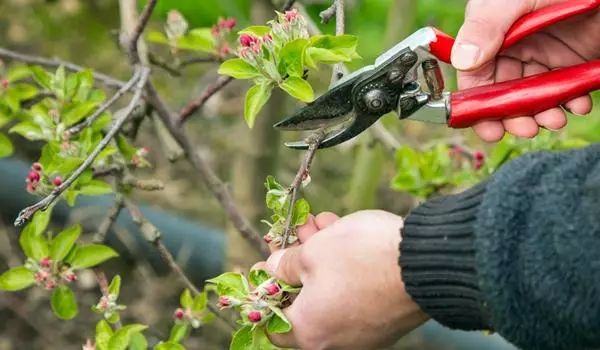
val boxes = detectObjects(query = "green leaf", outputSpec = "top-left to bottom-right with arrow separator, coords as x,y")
238,26 -> 270,36
30,66 -> 52,89
67,244 -> 119,270
218,58 -> 262,80
292,198 -> 310,226
50,224 -> 81,262
0,109 -> 12,129
192,290 -> 208,311
176,29 -> 216,53
6,65 -> 32,82
244,81 -> 273,128
267,306 -> 292,334
205,272 -> 249,299
129,332 -> 149,350
310,34 -> 360,58
53,65 -> 66,100
3,90 -> 20,112
65,72 -> 81,101
0,133 -> 14,158
147,31 -> 170,45
92,112 -> 112,132
278,279 -> 301,293
19,224 -> 49,260
180,288 -> 193,308
30,205 -> 53,235
154,342 -> 185,350
79,180 -> 113,196
96,320 -> 114,350
168,323 -> 190,343
279,77 -> 314,102
248,269 -> 270,287
51,286 -> 78,320
306,47 -> 351,65
264,175 -> 285,191
279,38 -> 309,78
9,121 -> 45,141
77,70 -> 95,101
11,83 -> 38,100
108,275 -> 121,296
63,101 -> 100,126
107,324 -> 148,350
0,266 -> 35,291
230,326 -> 253,350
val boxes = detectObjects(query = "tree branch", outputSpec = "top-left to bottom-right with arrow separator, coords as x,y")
127,0 -> 158,65
177,76 -> 233,123
0,47 -> 126,89
13,68 -> 150,226
66,69 -> 142,135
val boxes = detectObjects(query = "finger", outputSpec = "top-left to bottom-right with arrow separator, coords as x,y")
451,0 -> 539,71
314,211 -> 340,230
564,95 -> 593,116
266,246 -> 305,286
266,301 -> 302,348
297,214 -> 319,244
472,121 -> 507,142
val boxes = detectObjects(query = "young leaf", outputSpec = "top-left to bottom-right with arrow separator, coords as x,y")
0,133 -> 14,158
306,47 -> 350,64
50,224 -> 81,262
264,175 -> 285,191
79,180 -> 113,196
129,332 -> 149,350
65,72 -> 81,101
292,198 -> 310,226
107,324 -> 148,350
218,58 -> 262,80
205,272 -> 250,299
19,224 -> 49,260
278,279 -> 301,293
238,25 -> 271,36
279,38 -> 309,78
96,320 -> 114,350
192,290 -> 208,311
267,307 -> 292,334
51,286 -> 78,320
9,121 -> 46,141
279,77 -> 314,102
154,342 -> 185,350
0,266 -> 35,291
147,31 -> 170,45
168,323 -> 190,343
67,244 -> 119,270
29,66 -> 52,89
63,101 -> 100,126
176,29 -> 216,53
248,269 -> 270,287
12,83 -> 38,100
180,288 -> 193,308
244,81 -> 273,128
230,325 -> 253,350
6,65 -> 32,82
108,275 -> 121,296
53,65 -> 66,100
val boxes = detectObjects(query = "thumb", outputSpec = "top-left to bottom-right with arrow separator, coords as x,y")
266,246 -> 305,286
451,0 -> 537,70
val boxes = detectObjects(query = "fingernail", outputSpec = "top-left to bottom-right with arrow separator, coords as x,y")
266,250 -> 284,275
452,43 -> 481,70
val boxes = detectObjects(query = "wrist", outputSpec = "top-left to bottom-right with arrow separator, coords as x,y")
398,182 -> 493,331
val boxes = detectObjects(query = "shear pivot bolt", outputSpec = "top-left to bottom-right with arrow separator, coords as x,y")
364,89 -> 386,112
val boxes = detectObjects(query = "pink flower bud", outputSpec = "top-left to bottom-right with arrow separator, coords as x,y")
265,283 -> 281,296
28,170 -> 40,182
262,33 -> 272,43
247,310 -> 262,323
44,280 -> 56,289
285,9 -> 299,22
250,41 -> 261,54
82,339 -> 96,350
239,34 -> 257,47
65,272 -> 77,282
98,296 -> 109,310
263,234 -> 273,244
219,296 -> 231,307
174,308 -> 185,320
225,18 -> 237,29
220,45 -> 230,56
35,271 -> 49,282
474,150 -> 485,162
40,257 -> 51,268
0,79 -> 8,89
26,183 -> 37,193
53,177 -> 63,187
473,161 -> 483,170
32,162 -> 42,171
211,25 -> 219,37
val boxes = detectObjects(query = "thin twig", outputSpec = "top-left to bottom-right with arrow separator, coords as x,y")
178,56 -> 221,67
123,198 -> 236,329
319,3 -> 337,23
128,0 -> 158,65
66,69 -> 142,135
282,0 -> 297,10
94,195 -> 125,243
0,47 -> 126,89
178,76 -> 233,123
148,53 -> 182,76
281,0 -> 346,249
13,68 -> 150,227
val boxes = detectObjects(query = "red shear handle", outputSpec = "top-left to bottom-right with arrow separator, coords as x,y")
429,0 -> 600,64
447,60 -> 600,128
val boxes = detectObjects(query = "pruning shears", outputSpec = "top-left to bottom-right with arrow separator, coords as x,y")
273,0 -> 600,149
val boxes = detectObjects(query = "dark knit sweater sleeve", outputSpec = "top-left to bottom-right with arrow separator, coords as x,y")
399,142 -> 600,350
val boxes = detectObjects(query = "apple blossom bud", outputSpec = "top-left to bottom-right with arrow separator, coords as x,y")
211,25 -> 219,37
474,150 -> 485,162
44,280 -> 56,289
239,34 -> 258,47
247,310 -> 262,323
82,339 -> 96,350
35,271 -> 49,282
53,177 -> 63,186
174,308 -> 185,320
263,234 -> 273,244
285,9 -> 299,22
32,162 -> 42,171
225,18 -> 236,29
64,272 -> 77,282
28,170 -> 40,182
0,79 -> 8,89
262,33 -> 272,42
265,282 -> 281,296
40,257 -> 51,268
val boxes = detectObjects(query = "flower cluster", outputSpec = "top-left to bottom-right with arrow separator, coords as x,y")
92,293 -> 126,321
268,9 -> 308,43
473,150 -> 485,170
130,146 -> 151,168
211,17 -> 237,57
218,277 -> 284,325
24,256 -> 77,290
173,306 -> 207,329
25,162 -> 63,194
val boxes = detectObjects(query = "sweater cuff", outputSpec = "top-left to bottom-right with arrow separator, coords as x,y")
399,182 -> 493,331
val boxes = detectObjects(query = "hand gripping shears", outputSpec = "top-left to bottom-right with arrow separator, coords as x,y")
273,0 -> 600,149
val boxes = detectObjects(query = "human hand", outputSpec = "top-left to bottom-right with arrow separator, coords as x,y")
453,0 -> 600,142
251,210 -> 429,350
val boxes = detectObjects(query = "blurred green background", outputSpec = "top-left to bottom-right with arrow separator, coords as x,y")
0,0 -> 599,349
